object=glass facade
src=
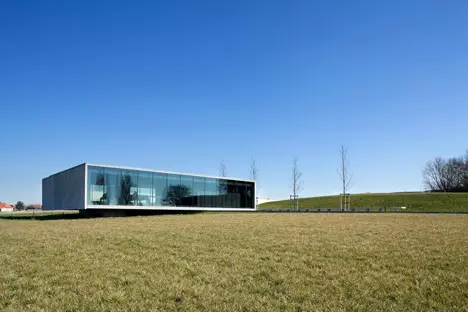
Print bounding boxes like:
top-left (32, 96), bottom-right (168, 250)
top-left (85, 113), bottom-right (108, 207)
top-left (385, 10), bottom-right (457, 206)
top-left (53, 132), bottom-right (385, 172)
top-left (87, 165), bottom-right (255, 209)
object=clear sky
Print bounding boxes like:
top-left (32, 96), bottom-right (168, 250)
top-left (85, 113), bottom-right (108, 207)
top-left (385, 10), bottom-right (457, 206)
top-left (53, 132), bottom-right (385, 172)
top-left (1, 0), bottom-right (468, 204)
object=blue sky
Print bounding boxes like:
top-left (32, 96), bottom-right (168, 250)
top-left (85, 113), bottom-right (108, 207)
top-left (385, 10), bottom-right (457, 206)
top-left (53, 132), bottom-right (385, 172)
top-left (1, 0), bottom-right (468, 204)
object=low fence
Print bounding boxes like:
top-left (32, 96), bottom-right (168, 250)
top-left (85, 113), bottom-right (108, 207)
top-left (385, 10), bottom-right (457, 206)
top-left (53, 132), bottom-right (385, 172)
top-left (260, 207), bottom-right (399, 213)
top-left (257, 208), bottom-right (468, 214)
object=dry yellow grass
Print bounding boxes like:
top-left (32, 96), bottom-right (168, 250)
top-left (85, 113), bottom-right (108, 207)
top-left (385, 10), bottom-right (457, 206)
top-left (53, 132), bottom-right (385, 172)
top-left (1, 213), bottom-right (467, 311)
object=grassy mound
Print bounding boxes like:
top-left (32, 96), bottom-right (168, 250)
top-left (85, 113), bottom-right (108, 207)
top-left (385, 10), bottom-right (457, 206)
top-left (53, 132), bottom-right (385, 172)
top-left (258, 192), bottom-right (468, 212)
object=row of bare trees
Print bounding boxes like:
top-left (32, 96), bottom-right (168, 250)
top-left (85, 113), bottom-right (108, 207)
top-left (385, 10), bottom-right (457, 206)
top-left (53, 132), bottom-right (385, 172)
top-left (218, 144), bottom-right (353, 200)
top-left (217, 147), bottom-right (467, 202)
top-left (219, 158), bottom-right (260, 188)
top-left (423, 150), bottom-right (468, 192)
top-left (290, 145), bottom-right (353, 198)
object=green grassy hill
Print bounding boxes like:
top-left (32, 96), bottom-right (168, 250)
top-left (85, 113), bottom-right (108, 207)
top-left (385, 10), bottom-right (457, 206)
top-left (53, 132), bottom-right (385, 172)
top-left (258, 192), bottom-right (468, 212)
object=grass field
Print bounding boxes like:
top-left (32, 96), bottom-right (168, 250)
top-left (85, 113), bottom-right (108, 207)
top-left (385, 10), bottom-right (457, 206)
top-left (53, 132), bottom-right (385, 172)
top-left (258, 192), bottom-right (468, 212)
top-left (1, 213), bottom-right (467, 311)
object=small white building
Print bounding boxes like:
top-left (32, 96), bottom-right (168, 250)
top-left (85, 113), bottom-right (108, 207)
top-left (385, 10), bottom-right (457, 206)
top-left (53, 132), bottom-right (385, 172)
top-left (0, 207), bottom-right (14, 212)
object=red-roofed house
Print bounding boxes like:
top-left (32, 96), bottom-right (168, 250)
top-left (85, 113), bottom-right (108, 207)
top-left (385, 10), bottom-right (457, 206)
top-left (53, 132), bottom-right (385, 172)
top-left (0, 202), bottom-right (14, 212)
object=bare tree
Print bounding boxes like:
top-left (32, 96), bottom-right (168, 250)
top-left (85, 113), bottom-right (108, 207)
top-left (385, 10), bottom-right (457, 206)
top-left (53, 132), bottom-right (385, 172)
top-left (291, 157), bottom-right (303, 209)
top-left (249, 157), bottom-right (259, 187)
top-left (338, 145), bottom-right (353, 195)
top-left (423, 157), bottom-right (463, 192)
top-left (462, 151), bottom-right (468, 189)
top-left (249, 157), bottom-right (259, 205)
top-left (423, 158), bottom-right (442, 191)
top-left (448, 157), bottom-right (465, 190)
top-left (338, 145), bottom-right (353, 211)
top-left (219, 161), bottom-right (227, 177)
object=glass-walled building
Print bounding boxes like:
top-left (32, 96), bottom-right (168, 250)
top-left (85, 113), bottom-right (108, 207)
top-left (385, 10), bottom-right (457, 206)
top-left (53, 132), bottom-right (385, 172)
top-left (43, 163), bottom-right (256, 211)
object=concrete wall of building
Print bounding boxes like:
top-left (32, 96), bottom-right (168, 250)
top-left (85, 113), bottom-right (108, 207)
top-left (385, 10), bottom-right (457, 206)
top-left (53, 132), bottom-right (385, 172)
top-left (42, 164), bottom-right (86, 210)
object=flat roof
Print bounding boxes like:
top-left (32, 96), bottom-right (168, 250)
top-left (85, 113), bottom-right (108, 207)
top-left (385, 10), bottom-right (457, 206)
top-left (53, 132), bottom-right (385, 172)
top-left (86, 163), bottom-right (255, 183)
top-left (43, 163), bottom-right (254, 183)
top-left (43, 163), bottom-right (86, 179)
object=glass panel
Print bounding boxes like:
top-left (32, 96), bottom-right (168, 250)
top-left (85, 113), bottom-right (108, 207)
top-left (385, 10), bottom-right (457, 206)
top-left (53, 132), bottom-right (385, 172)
top-left (245, 182), bottom-right (255, 208)
top-left (235, 181), bottom-right (244, 208)
top-left (103, 167), bottom-right (121, 205)
top-left (87, 166), bottom-right (254, 209)
top-left (153, 172), bottom-right (167, 206)
top-left (225, 180), bottom-right (241, 208)
top-left (163, 174), bottom-right (182, 206)
top-left (218, 179), bottom-right (228, 207)
top-left (180, 175), bottom-right (194, 207)
top-left (205, 178), bottom-right (219, 207)
top-left (120, 170), bottom-right (138, 205)
top-left (138, 171), bottom-right (152, 206)
top-left (87, 166), bottom-right (105, 205)
top-left (193, 177), bottom-right (205, 207)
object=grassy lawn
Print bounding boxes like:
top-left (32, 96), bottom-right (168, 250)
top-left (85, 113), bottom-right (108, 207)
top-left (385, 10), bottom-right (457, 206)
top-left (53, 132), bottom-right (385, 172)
top-left (258, 192), bottom-right (468, 212)
top-left (1, 213), bottom-right (467, 311)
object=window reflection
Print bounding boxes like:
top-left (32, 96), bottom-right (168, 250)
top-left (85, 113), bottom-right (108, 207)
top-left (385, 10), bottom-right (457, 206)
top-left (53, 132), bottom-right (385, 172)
top-left (87, 166), bottom-right (255, 208)
top-left (120, 170), bottom-right (138, 205)
top-left (138, 171), bottom-right (152, 206)
top-left (193, 177), bottom-right (205, 207)
top-left (205, 178), bottom-right (218, 207)
top-left (104, 168), bottom-right (120, 205)
top-left (153, 172), bottom-right (167, 206)
top-left (88, 166), bottom-right (105, 205)
top-left (180, 176), bottom-right (194, 206)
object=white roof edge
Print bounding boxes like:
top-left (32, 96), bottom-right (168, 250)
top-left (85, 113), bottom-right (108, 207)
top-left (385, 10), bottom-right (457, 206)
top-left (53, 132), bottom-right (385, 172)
top-left (84, 163), bottom-right (256, 183)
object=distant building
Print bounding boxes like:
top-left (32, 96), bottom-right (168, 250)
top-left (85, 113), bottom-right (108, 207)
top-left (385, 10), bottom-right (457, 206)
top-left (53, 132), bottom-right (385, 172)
top-left (26, 204), bottom-right (42, 210)
top-left (0, 202), bottom-right (14, 212)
